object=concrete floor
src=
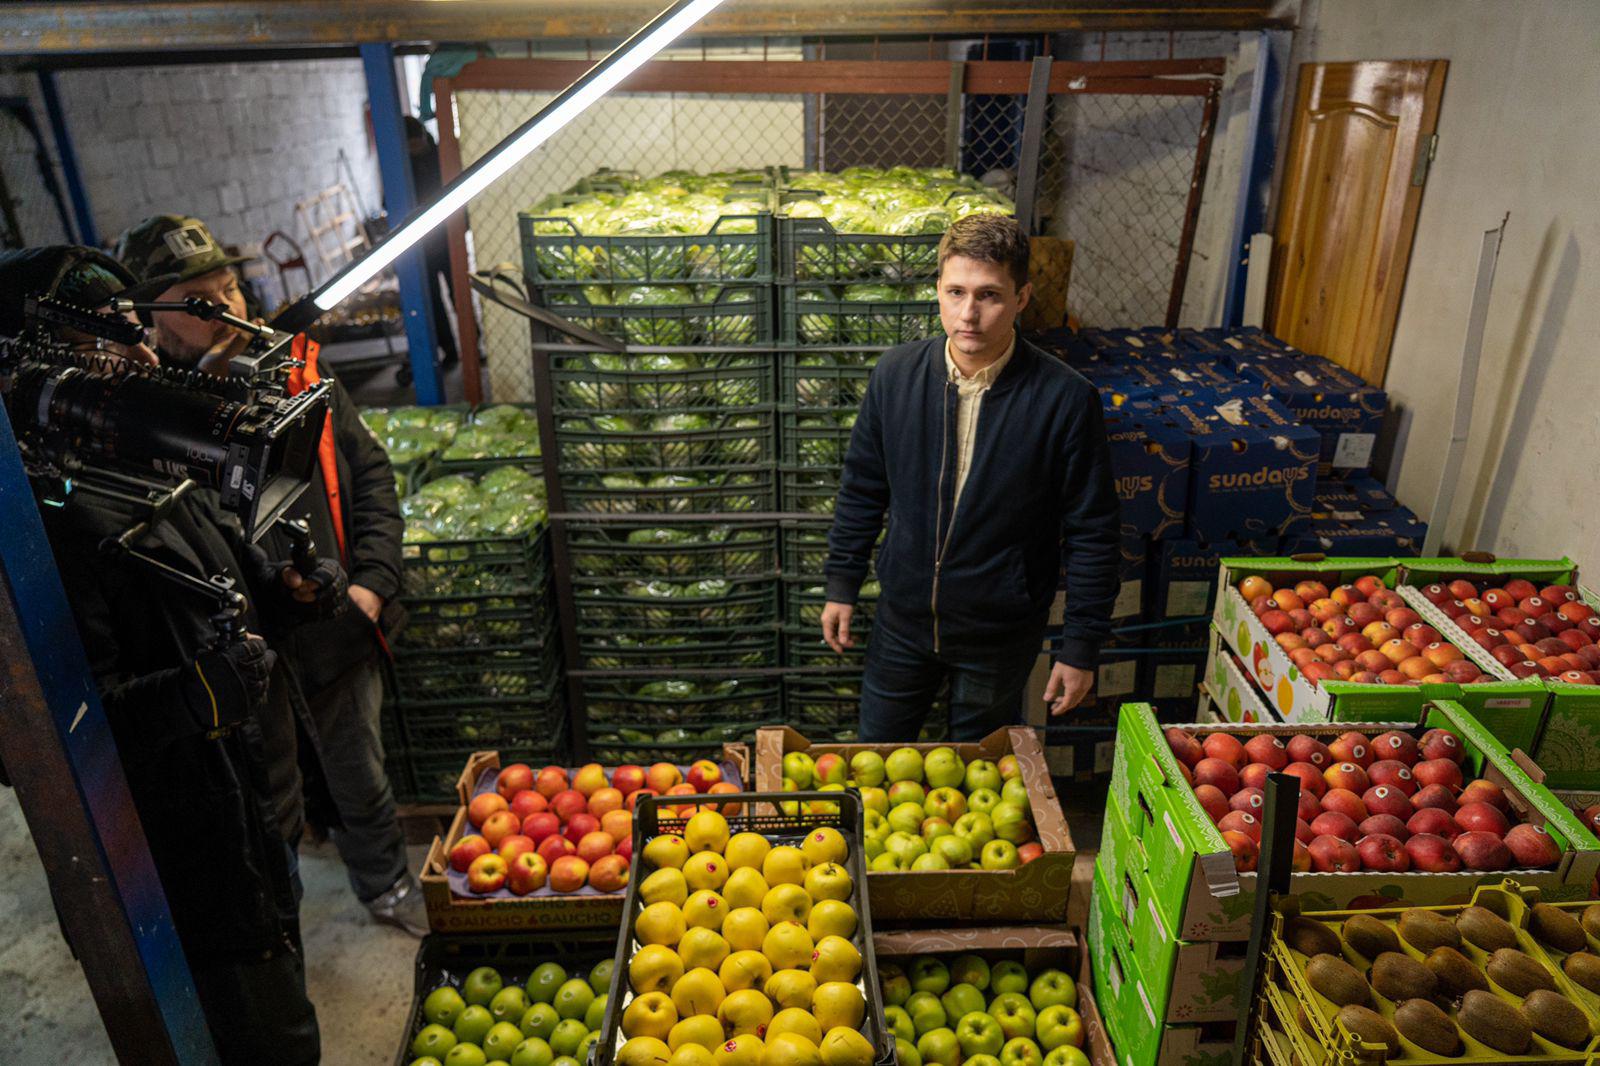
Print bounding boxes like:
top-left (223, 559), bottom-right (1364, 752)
top-left (0, 786), bottom-right (428, 1065)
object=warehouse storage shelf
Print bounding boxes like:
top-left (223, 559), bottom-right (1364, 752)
top-left (554, 408), bottom-right (776, 470)
top-left (559, 467), bottom-right (778, 514)
top-left (550, 349), bottom-right (777, 411)
top-left (563, 520), bottom-right (779, 578)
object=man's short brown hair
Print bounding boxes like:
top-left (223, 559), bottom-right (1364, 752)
top-left (937, 213), bottom-right (1030, 291)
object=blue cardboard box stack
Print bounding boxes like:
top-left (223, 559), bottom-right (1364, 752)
top-left (1032, 326), bottom-right (1421, 777)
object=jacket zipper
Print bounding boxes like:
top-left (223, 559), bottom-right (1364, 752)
top-left (932, 378), bottom-right (953, 653)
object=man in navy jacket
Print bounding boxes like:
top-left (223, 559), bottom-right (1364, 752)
top-left (822, 214), bottom-right (1120, 741)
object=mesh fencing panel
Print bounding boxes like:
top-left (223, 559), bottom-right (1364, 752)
top-left (0, 107), bottom-right (71, 248)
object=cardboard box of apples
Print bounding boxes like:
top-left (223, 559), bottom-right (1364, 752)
top-left (421, 747), bottom-right (749, 933)
top-left (1102, 701), bottom-right (1600, 944)
top-left (755, 728), bottom-right (1073, 924)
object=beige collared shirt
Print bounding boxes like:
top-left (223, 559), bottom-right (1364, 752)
top-left (943, 334), bottom-right (1016, 508)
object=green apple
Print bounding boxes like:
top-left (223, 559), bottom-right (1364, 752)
top-left (552, 978), bottom-right (594, 1020)
top-left (552, 1057), bottom-right (582, 1066)
top-left (908, 955), bottom-right (951, 994)
top-left (865, 835), bottom-right (886, 862)
top-left (445, 1045), bottom-right (488, 1066)
top-left (425, 986), bottom-right (468, 1027)
top-left (924, 787), bottom-right (968, 824)
top-left (885, 1005), bottom-right (917, 1043)
top-left (923, 746), bottom-right (966, 789)
top-left (1042, 1047), bottom-right (1090, 1066)
top-left (453, 1004), bottom-right (495, 1046)
top-left (921, 816), bottom-right (953, 842)
top-left (1000, 1036), bottom-right (1043, 1066)
top-left (861, 786), bottom-right (889, 815)
top-left (1034, 1006), bottom-right (1083, 1052)
top-left (464, 967), bottom-right (504, 1007)
top-left (1001, 778), bottom-right (1029, 808)
top-left (941, 984), bottom-right (986, 1024)
top-left (932, 835), bottom-right (974, 869)
top-left (1028, 971), bottom-right (1077, 1012)
top-left (896, 1038), bottom-right (923, 1066)
top-left (588, 959), bottom-right (614, 995)
top-left (950, 954), bottom-right (991, 991)
top-left (548, 1018), bottom-right (588, 1058)
top-left (916, 1027), bottom-right (961, 1066)
top-left (518, 1003), bottom-right (560, 1041)
top-left (905, 991), bottom-right (948, 1036)
top-left (965, 759), bottom-right (1002, 793)
top-left (886, 747), bottom-right (925, 784)
top-left (988, 993), bottom-right (1035, 1041)
top-left (410, 1058), bottom-right (443, 1066)
top-left (881, 964), bottom-right (912, 1007)
top-left (953, 812), bottom-right (995, 849)
top-left (871, 851), bottom-right (908, 871)
top-left (526, 963), bottom-right (567, 1004)
top-left (490, 986), bottom-right (530, 1024)
top-left (783, 751), bottom-right (816, 789)
top-left (967, 788), bottom-right (1001, 816)
top-left (910, 852), bottom-right (950, 871)
top-left (888, 802), bottom-right (927, 836)
top-left (955, 1011), bottom-right (1004, 1058)
top-left (981, 840), bottom-right (1020, 870)
top-left (510, 1037), bottom-right (555, 1066)
top-left (990, 802), bottom-right (1032, 845)
top-left (965, 1055), bottom-right (1002, 1066)
top-left (575, 1030), bottom-right (601, 1064)
top-left (888, 781), bottom-right (928, 809)
top-left (885, 831), bottom-right (928, 865)
top-left (991, 961), bottom-right (1030, 996)
top-left (850, 751), bottom-right (887, 787)
top-left (864, 809), bottom-right (891, 841)
top-left (485, 1021), bottom-right (527, 1062)
top-left (584, 992), bottom-right (608, 1031)
top-left (412, 1023), bottom-right (458, 1060)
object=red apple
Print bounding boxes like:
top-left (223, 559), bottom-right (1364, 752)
top-left (469, 792), bottom-right (510, 829)
top-left (497, 763), bottom-right (535, 801)
top-left (1492, 644), bottom-right (1526, 666)
top-left (1203, 733), bottom-right (1249, 769)
top-left (1413, 759), bottom-right (1464, 791)
top-left (1454, 831), bottom-right (1513, 871)
top-left (564, 812), bottom-right (600, 844)
top-left (1420, 583), bottom-right (1452, 605)
top-left (1348, 603), bottom-right (1383, 628)
top-left (467, 852), bottom-right (508, 893)
top-left (1240, 763), bottom-right (1272, 791)
top-left (536, 833), bottom-right (575, 866)
top-left (1286, 736), bottom-right (1333, 768)
top-left (551, 789), bottom-right (588, 822)
top-left (1377, 669), bottom-right (1407, 685)
top-left (1406, 833), bottom-right (1462, 872)
top-left (1272, 589), bottom-right (1305, 611)
top-left (511, 790), bottom-right (549, 821)
top-left (1411, 784), bottom-right (1459, 812)
top-left (1295, 818), bottom-right (1315, 844)
top-left (1322, 788), bottom-right (1369, 823)
top-left (507, 851), bottom-right (549, 895)
top-left (1355, 649), bottom-right (1391, 673)
top-left (1359, 814), bottom-right (1410, 842)
top-left (1303, 660), bottom-right (1339, 684)
top-left (686, 759), bottom-right (723, 793)
top-left (1357, 833), bottom-right (1410, 872)
top-left (1559, 670), bottom-right (1597, 685)
top-left (1223, 830), bottom-right (1258, 872)
top-left (1243, 735), bottom-right (1290, 770)
top-left (1405, 623), bottom-right (1444, 648)
top-left (1447, 579), bottom-right (1478, 600)
top-left (1288, 608), bottom-right (1317, 632)
top-left (1290, 648), bottom-right (1319, 670)
top-left (1218, 810), bottom-right (1262, 842)
top-left (534, 766), bottom-right (569, 799)
top-left (482, 810), bottom-right (521, 850)
top-left (498, 834), bottom-right (536, 864)
top-left (1367, 760), bottom-right (1417, 796)
top-left (1283, 762), bottom-right (1328, 798)
top-left (549, 854), bottom-right (590, 893)
top-left (1260, 610), bottom-right (1293, 635)
top-left (1297, 791), bottom-right (1323, 822)
top-left (625, 787), bottom-right (659, 811)
top-left (576, 830), bottom-right (616, 864)
top-left (1239, 575), bottom-right (1274, 601)
top-left (523, 811), bottom-right (561, 844)
top-left (1455, 801), bottom-right (1510, 836)
top-left (646, 762), bottom-right (683, 793)
top-left (1018, 842), bottom-right (1045, 865)
top-left (611, 764), bottom-right (646, 797)
top-left (1355, 575), bottom-right (1386, 597)
top-left (1457, 779), bottom-right (1509, 812)
top-left (1166, 728), bottom-right (1205, 767)
top-left (1504, 578), bottom-right (1537, 600)
top-left (1193, 758), bottom-right (1240, 796)
top-left (1369, 589), bottom-right (1404, 610)
top-left (1309, 810), bottom-right (1359, 843)
top-left (589, 852), bottom-right (630, 892)
top-left (450, 834), bottom-right (492, 873)
top-left (1309, 835), bottom-right (1361, 872)
top-left (1443, 660), bottom-right (1483, 683)
top-left (1293, 840), bottom-right (1312, 871)
top-left (1331, 584), bottom-right (1362, 607)
top-left (1419, 728), bottom-right (1464, 764)
top-left (1482, 588), bottom-right (1513, 611)
top-left (1324, 762), bottom-right (1371, 794)
top-left (1407, 807), bottom-right (1461, 839)
top-left (1519, 596), bottom-right (1553, 619)
top-left (1322, 617), bottom-right (1358, 639)
top-left (1295, 580), bottom-right (1331, 602)
top-left (1398, 656), bottom-right (1435, 681)
top-left (1363, 785), bottom-right (1414, 820)
top-left (1229, 787), bottom-right (1266, 815)
top-left (1504, 824), bottom-right (1562, 867)
top-left (1193, 783), bottom-right (1230, 823)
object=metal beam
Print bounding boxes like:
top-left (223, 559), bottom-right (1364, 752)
top-left (360, 42), bottom-right (444, 405)
top-left (2, 1), bottom-right (1291, 56)
top-left (0, 407), bottom-right (216, 1064)
top-left (36, 70), bottom-right (96, 247)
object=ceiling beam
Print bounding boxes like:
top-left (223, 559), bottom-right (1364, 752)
top-left (4, 1), bottom-right (1292, 58)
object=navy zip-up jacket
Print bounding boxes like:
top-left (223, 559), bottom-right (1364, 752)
top-left (824, 333), bottom-right (1121, 669)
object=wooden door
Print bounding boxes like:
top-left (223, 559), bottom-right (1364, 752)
top-left (1269, 60), bottom-right (1447, 385)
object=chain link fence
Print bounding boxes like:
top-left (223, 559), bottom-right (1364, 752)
top-left (0, 103), bottom-right (72, 248)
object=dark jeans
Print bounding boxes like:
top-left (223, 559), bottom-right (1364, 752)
top-left (858, 619), bottom-right (1045, 742)
top-left (307, 658), bottom-right (408, 902)
top-left (193, 949), bottom-right (320, 1066)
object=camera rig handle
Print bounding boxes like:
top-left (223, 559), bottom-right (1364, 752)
top-left (277, 516), bottom-right (316, 575)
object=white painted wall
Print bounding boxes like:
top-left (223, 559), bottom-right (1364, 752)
top-left (1290, 0), bottom-right (1600, 565)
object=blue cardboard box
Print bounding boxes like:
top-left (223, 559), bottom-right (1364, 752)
top-left (1283, 513), bottom-right (1429, 556)
top-left (1103, 409), bottom-right (1191, 539)
top-left (1154, 537), bottom-right (1239, 620)
top-left (1114, 533), bottom-right (1152, 623)
top-left (1225, 352), bottom-right (1387, 471)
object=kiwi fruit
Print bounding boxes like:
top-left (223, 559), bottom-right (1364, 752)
top-left (1583, 902), bottom-right (1600, 941)
top-left (1522, 989), bottom-right (1594, 1049)
top-left (1336, 1005), bottom-right (1401, 1055)
top-left (1458, 989), bottom-right (1533, 1054)
top-left (1456, 905), bottom-right (1519, 951)
top-left (1306, 954), bottom-right (1373, 1008)
top-left (1342, 914), bottom-right (1400, 960)
top-left (1399, 909), bottom-right (1462, 953)
top-left (1393, 998), bottom-right (1461, 1056)
top-left (1371, 952), bottom-right (1437, 1003)
top-left (1563, 951), bottom-right (1600, 995)
top-left (1529, 903), bottom-right (1588, 954)
top-left (1284, 916), bottom-right (1344, 959)
top-left (1426, 946), bottom-right (1490, 997)
top-left (1487, 948), bottom-right (1558, 996)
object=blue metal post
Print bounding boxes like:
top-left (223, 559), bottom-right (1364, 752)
top-left (0, 406), bottom-right (215, 1062)
top-left (1222, 30), bottom-right (1288, 327)
top-left (361, 43), bottom-right (444, 405)
top-left (36, 70), bottom-right (98, 248)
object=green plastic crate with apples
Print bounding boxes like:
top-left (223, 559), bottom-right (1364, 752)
top-left (1101, 701), bottom-right (1600, 944)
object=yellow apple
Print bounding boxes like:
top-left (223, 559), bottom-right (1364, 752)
top-left (722, 907), bottom-right (770, 953)
top-left (762, 920), bottom-right (815, 971)
top-left (800, 827), bottom-right (850, 867)
top-left (809, 936), bottom-right (862, 984)
top-left (722, 867), bottom-right (770, 911)
top-left (762, 845), bottom-right (810, 887)
top-left (670, 966), bottom-right (726, 1018)
top-left (677, 926), bottom-right (730, 972)
top-left (669, 1014), bottom-right (724, 1052)
top-left (684, 851), bottom-right (730, 893)
top-left (770, 1006), bottom-right (825, 1045)
top-left (820, 1027), bottom-right (875, 1066)
top-left (761, 884), bottom-right (813, 926)
top-left (766, 1032), bottom-right (823, 1066)
top-left (641, 868), bottom-right (690, 908)
top-left (684, 811), bottom-right (731, 856)
top-left (803, 862), bottom-right (853, 903)
top-left (717, 988), bottom-right (775, 1038)
top-left (623, 991), bottom-right (679, 1041)
top-left (669, 1045), bottom-right (716, 1066)
top-left (807, 900), bottom-right (858, 941)
top-left (636, 902), bottom-right (688, 947)
top-left (630, 943), bottom-right (686, 995)
top-left (644, 835), bottom-right (690, 870)
top-left (725, 832), bottom-right (772, 872)
top-left (719, 949), bottom-right (774, 993)
top-left (683, 890), bottom-right (727, 932)
top-left (812, 982), bottom-right (866, 1032)
top-left (765, 968), bottom-right (817, 1012)
top-left (619, 1036), bottom-right (673, 1066)
top-left (714, 1033), bottom-right (765, 1066)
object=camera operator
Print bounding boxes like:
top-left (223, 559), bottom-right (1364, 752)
top-left (0, 246), bottom-right (331, 1064)
top-left (118, 215), bottom-right (422, 936)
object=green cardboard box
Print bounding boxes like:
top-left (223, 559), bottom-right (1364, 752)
top-left (1087, 858), bottom-right (1237, 1066)
top-left (1105, 701), bottom-right (1600, 941)
top-left (1096, 801), bottom-right (1246, 1024)
top-left (1200, 626), bottom-right (1277, 724)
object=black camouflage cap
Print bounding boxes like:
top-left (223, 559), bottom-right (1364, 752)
top-left (115, 214), bottom-right (251, 285)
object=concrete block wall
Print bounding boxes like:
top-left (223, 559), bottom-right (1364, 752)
top-left (0, 59), bottom-right (379, 308)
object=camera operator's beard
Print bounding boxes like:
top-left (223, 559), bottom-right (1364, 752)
top-left (153, 330), bottom-right (211, 368)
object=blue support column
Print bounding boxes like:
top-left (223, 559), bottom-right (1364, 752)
top-left (37, 70), bottom-right (98, 247)
top-left (0, 406), bottom-right (215, 1063)
top-left (1222, 30), bottom-right (1288, 328)
top-left (361, 43), bottom-right (444, 405)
